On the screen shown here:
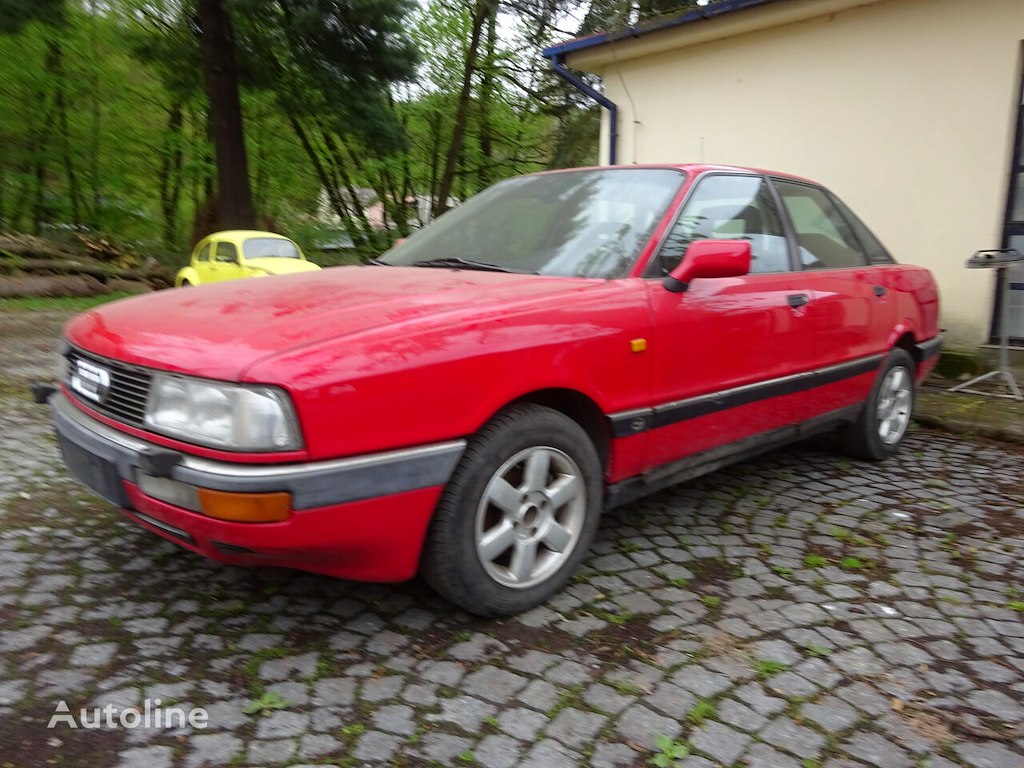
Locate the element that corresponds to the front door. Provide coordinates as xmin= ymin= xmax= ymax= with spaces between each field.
xmin=643 ymin=172 xmax=821 ymax=470
xmin=206 ymin=240 xmax=243 ymax=283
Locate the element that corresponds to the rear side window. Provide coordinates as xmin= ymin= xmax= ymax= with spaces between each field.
xmin=774 ymin=181 xmax=869 ymax=270
xmin=827 ymin=192 xmax=895 ymax=265
xmin=655 ymin=174 xmax=789 ymax=275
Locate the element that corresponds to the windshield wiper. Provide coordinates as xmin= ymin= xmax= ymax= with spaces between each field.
xmin=367 ymin=257 xmax=391 ymax=266
xmin=412 ymin=257 xmax=523 ymax=273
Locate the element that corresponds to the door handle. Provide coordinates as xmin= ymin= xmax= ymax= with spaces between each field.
xmin=787 ymin=294 xmax=810 ymax=308
xmin=873 ymin=285 xmax=887 ymax=297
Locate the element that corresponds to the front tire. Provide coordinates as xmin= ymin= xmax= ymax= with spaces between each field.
xmin=841 ymin=348 xmax=916 ymax=461
xmin=421 ymin=404 xmax=602 ymax=617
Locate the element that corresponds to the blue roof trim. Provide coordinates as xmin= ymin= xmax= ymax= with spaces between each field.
xmin=542 ymin=0 xmax=782 ymax=59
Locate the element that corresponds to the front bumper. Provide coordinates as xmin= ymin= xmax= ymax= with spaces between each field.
xmin=49 ymin=390 xmax=465 ymax=581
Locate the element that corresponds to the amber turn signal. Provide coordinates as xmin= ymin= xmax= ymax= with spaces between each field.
xmin=197 ymin=488 xmax=292 ymax=523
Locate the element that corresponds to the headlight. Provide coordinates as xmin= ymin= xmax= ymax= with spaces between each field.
xmin=145 ymin=374 xmax=302 ymax=452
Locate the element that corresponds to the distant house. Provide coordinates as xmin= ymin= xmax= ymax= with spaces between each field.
xmin=544 ymin=0 xmax=1024 ymax=351
xmin=316 ymin=188 xmax=459 ymax=233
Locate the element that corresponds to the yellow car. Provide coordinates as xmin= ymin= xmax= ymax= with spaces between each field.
xmin=175 ymin=230 xmax=321 ymax=287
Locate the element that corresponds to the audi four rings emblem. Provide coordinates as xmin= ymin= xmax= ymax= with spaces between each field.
xmin=70 ymin=359 xmax=111 ymax=404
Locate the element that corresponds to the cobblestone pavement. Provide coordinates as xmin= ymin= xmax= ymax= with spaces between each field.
xmin=2 ymin=310 xmax=1024 ymax=768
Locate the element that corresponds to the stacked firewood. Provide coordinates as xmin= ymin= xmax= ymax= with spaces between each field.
xmin=0 ymin=233 xmax=173 ymax=298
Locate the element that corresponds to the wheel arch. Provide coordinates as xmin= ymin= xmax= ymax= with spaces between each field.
xmin=892 ymin=331 xmax=921 ymax=367
xmin=175 ymin=267 xmax=200 ymax=287
xmin=505 ymin=388 xmax=610 ymax=472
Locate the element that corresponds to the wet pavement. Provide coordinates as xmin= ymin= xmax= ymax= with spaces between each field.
xmin=1 ymin=309 xmax=1023 ymax=768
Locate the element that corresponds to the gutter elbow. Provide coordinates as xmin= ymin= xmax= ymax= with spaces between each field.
xmin=546 ymin=53 xmax=619 ymax=166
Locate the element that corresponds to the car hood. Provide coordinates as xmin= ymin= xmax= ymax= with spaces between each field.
xmin=245 ymin=257 xmax=321 ymax=275
xmin=65 ymin=266 xmax=604 ymax=381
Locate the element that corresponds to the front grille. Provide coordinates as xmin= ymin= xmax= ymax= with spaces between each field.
xmin=64 ymin=346 xmax=154 ymax=427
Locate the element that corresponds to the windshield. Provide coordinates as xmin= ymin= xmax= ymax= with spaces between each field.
xmin=379 ymin=168 xmax=685 ymax=278
xmin=244 ymin=238 xmax=300 ymax=259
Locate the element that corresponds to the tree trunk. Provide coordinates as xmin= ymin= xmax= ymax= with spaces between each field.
xmin=477 ymin=10 xmax=498 ymax=189
xmin=158 ymin=102 xmax=185 ymax=245
xmin=432 ymin=0 xmax=496 ymax=218
xmin=49 ymin=41 xmax=82 ymax=228
xmin=288 ymin=115 xmax=370 ymax=253
xmin=196 ymin=0 xmax=255 ymax=231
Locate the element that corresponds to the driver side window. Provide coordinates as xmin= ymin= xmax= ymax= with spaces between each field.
xmin=215 ymin=242 xmax=238 ymax=263
xmin=655 ymin=174 xmax=788 ymax=275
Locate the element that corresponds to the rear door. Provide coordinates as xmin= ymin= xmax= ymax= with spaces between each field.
xmin=643 ymin=173 xmax=822 ymax=469
xmin=771 ymin=179 xmax=896 ymax=410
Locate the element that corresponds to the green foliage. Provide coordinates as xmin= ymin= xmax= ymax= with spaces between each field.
xmin=803 ymin=643 xmax=832 ymax=658
xmin=754 ymin=659 xmax=788 ymax=680
xmin=0 ymin=0 xmax=66 ymax=32
xmin=0 ymin=0 xmax=601 ymax=259
xmin=686 ymin=698 xmax=717 ymax=726
xmin=649 ymin=734 xmax=690 ymax=767
xmin=242 ymin=690 xmax=292 ymax=715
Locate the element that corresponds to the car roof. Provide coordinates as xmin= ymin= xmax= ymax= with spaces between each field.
xmin=535 ymin=163 xmax=818 ymax=185
xmin=206 ymin=230 xmax=292 ymax=240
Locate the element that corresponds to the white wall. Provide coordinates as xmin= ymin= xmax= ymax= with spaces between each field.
xmin=573 ymin=0 xmax=1024 ymax=345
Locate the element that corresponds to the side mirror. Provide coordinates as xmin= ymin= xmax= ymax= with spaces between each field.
xmin=663 ymin=239 xmax=751 ymax=293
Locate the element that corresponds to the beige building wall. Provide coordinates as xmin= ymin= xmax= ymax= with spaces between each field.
xmin=569 ymin=0 xmax=1024 ymax=345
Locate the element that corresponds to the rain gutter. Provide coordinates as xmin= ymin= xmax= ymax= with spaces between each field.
xmin=541 ymin=0 xmax=782 ymax=166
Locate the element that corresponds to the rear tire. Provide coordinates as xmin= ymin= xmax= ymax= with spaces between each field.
xmin=840 ymin=348 xmax=916 ymax=461
xmin=180 ymin=280 xmax=192 ymax=287
xmin=421 ymin=404 xmax=602 ymax=617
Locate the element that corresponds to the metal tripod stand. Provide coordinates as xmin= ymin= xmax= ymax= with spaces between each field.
xmin=948 ymin=248 xmax=1023 ymax=401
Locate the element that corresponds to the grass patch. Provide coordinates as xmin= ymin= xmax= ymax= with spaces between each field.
xmin=242 ymin=690 xmax=291 ymax=716
xmin=613 ymin=680 xmax=644 ymax=696
xmin=0 ymin=292 xmax=133 ymax=312
xmin=686 ymin=698 xmax=717 ymax=727
xmin=699 ymin=595 xmax=721 ymax=609
xmin=754 ymin=659 xmax=788 ymax=680
xmin=803 ymin=553 xmax=828 ymax=568
xmin=592 ymin=609 xmax=635 ymax=626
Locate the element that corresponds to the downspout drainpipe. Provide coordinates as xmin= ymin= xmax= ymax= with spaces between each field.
xmin=546 ymin=53 xmax=618 ymax=166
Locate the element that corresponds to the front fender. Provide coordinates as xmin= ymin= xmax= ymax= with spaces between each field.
xmin=175 ymin=266 xmax=201 ymax=287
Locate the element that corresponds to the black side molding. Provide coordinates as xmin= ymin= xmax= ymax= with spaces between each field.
xmin=915 ymin=335 xmax=943 ymax=363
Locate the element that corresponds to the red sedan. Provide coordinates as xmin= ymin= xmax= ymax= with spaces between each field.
xmin=43 ymin=165 xmax=941 ymax=616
